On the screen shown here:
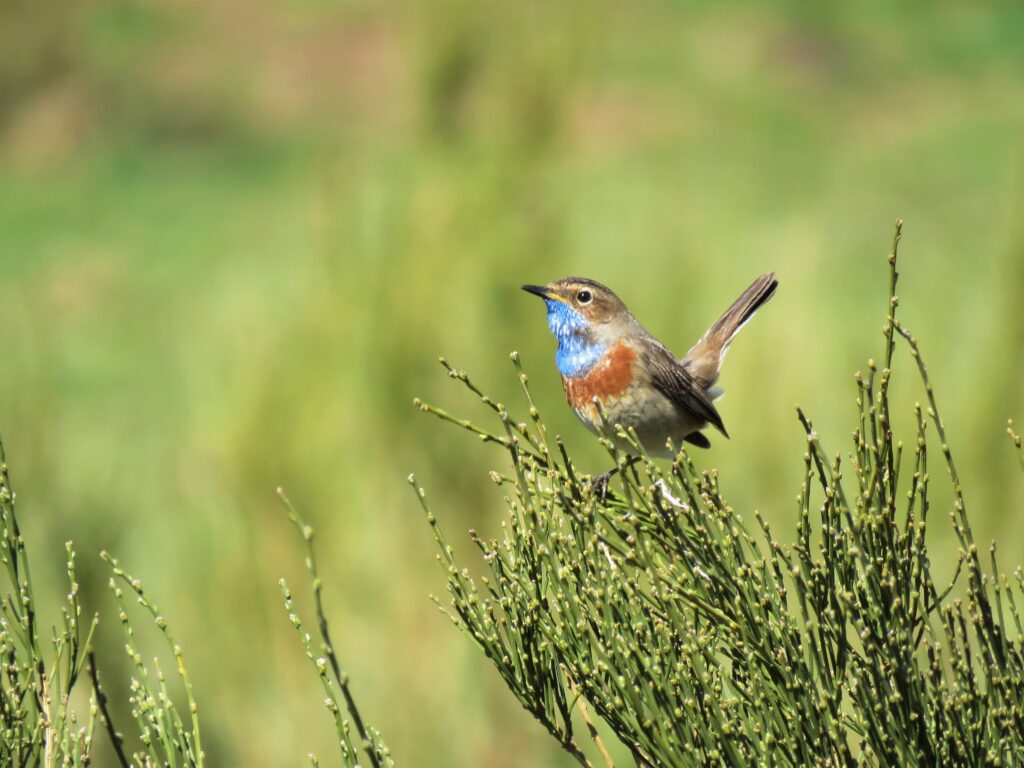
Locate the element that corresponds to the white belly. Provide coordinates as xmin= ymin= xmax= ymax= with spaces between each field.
xmin=574 ymin=383 xmax=705 ymax=459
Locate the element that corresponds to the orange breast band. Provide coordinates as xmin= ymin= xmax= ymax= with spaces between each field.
xmin=562 ymin=341 xmax=637 ymax=407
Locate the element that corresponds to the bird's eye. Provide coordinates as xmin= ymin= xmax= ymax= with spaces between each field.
xmin=577 ymin=290 xmax=592 ymax=304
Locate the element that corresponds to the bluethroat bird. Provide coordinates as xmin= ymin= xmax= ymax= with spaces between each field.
xmin=522 ymin=273 xmax=777 ymax=459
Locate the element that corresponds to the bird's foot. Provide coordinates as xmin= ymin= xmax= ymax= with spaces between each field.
xmin=591 ymin=456 xmax=640 ymax=502
xmin=593 ymin=470 xmax=614 ymax=502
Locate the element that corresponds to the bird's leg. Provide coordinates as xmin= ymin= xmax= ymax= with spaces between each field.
xmin=593 ymin=456 xmax=641 ymax=501
xmin=593 ymin=471 xmax=613 ymax=502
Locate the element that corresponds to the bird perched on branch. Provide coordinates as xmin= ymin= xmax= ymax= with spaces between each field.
xmin=522 ymin=273 xmax=777 ymax=459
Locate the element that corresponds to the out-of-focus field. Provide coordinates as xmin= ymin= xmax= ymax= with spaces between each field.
xmin=1 ymin=1 xmax=1022 ymax=764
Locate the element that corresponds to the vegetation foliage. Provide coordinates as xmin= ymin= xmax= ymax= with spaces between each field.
xmin=0 ymin=446 xmax=389 ymax=766
xmin=1 ymin=225 xmax=1022 ymax=766
xmin=413 ymin=224 xmax=1024 ymax=766
xmin=3 ymin=3 xmax=1023 ymax=763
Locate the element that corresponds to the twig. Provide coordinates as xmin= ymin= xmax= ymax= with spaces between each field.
xmin=568 ymin=678 xmax=616 ymax=768
xmin=88 ymin=648 xmax=130 ymax=768
xmin=1009 ymin=420 xmax=1024 ymax=472
xmin=278 ymin=488 xmax=384 ymax=768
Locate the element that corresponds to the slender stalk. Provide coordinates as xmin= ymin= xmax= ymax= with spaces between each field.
xmin=568 ymin=677 xmax=616 ymax=768
xmin=278 ymin=488 xmax=389 ymax=768
xmin=88 ymin=649 xmax=130 ymax=768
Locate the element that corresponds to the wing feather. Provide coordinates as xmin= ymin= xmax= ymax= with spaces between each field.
xmin=637 ymin=338 xmax=728 ymax=437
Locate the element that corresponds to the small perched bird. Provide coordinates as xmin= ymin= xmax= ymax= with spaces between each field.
xmin=522 ymin=273 xmax=777 ymax=458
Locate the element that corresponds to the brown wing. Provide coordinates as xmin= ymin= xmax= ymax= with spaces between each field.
xmin=637 ymin=337 xmax=728 ymax=437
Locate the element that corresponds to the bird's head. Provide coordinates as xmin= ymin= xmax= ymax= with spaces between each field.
xmin=522 ymin=278 xmax=631 ymax=376
xmin=522 ymin=278 xmax=629 ymax=333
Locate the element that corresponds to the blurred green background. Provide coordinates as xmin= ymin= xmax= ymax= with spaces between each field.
xmin=2 ymin=0 xmax=1023 ymax=764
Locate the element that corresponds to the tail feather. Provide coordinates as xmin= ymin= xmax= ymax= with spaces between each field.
xmin=683 ymin=272 xmax=777 ymax=387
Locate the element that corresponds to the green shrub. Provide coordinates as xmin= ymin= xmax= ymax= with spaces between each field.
xmin=2 ymin=223 xmax=1021 ymax=766
xmin=413 ymin=223 xmax=1024 ymax=766
xmin=0 ymin=453 xmax=389 ymax=766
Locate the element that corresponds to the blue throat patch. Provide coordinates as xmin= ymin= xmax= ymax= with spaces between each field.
xmin=544 ymin=300 xmax=606 ymax=377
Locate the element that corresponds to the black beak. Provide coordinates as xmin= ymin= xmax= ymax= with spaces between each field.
xmin=521 ymin=284 xmax=551 ymax=299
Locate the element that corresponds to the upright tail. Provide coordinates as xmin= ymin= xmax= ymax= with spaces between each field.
xmin=683 ymin=272 xmax=777 ymax=388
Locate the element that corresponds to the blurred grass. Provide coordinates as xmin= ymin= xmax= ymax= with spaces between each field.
xmin=1 ymin=1 xmax=1023 ymax=765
